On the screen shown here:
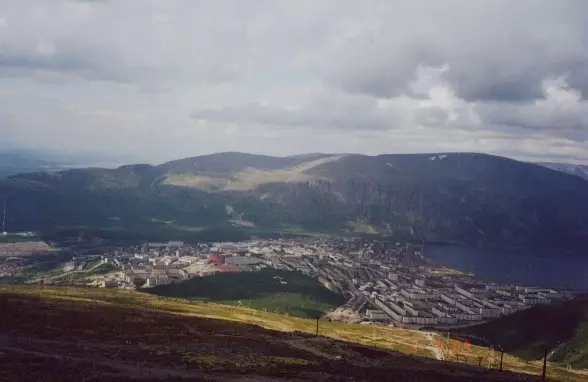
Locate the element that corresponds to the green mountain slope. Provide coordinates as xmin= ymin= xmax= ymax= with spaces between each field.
xmin=1 ymin=152 xmax=588 ymax=247
xmin=452 ymin=295 xmax=588 ymax=369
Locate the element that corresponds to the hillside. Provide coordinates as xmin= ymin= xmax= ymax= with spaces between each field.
xmin=145 ymin=268 xmax=345 ymax=318
xmin=2 ymin=152 xmax=588 ymax=247
xmin=537 ymin=162 xmax=588 ymax=182
xmin=1 ymin=285 xmax=585 ymax=381
xmin=451 ymin=295 xmax=588 ymax=369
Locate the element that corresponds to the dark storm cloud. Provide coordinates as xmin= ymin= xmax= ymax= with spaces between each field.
xmin=444 ymin=72 xmax=545 ymax=103
xmin=325 ymin=42 xmax=442 ymax=98
xmin=326 ymin=1 xmax=588 ymax=102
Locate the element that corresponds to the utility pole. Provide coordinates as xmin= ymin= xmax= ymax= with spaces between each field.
xmin=316 ymin=317 xmax=319 ymax=337
xmin=2 ymin=198 xmax=6 ymax=234
xmin=542 ymin=348 xmax=548 ymax=381
xmin=499 ymin=347 xmax=504 ymax=371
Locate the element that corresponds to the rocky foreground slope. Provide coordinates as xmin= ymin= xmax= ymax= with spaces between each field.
xmin=0 ymin=286 xmax=582 ymax=381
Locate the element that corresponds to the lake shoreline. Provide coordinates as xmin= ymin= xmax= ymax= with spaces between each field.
xmin=424 ymin=243 xmax=588 ymax=291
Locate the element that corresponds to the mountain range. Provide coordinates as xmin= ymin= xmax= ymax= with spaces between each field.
xmin=1 ymin=152 xmax=588 ymax=247
xmin=0 ymin=150 xmax=64 ymax=177
xmin=0 ymin=149 xmax=120 ymax=177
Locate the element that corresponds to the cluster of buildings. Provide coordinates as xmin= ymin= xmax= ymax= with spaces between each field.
xmin=102 ymin=241 xmax=266 ymax=288
xmin=0 ymin=241 xmax=54 ymax=277
xmin=230 ymin=237 xmax=567 ymax=329
xmin=92 ymin=237 xmax=569 ymax=329
xmin=265 ymin=238 xmax=568 ymax=328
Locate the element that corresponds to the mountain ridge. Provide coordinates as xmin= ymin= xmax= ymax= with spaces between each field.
xmin=2 ymin=152 xmax=588 ymax=248
xmin=537 ymin=162 xmax=588 ymax=181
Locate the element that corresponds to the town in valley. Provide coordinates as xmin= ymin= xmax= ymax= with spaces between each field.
xmin=2 ymin=236 xmax=569 ymax=330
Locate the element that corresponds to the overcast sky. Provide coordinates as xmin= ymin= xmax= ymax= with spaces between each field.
xmin=1 ymin=0 xmax=588 ymax=164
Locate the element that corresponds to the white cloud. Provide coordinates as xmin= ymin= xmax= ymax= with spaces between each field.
xmin=152 ymin=13 xmax=169 ymax=24
xmin=0 ymin=1 xmax=588 ymax=164
xmin=35 ymin=41 xmax=56 ymax=56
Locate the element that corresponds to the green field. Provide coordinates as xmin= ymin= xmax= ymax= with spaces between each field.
xmin=0 ymin=235 xmax=41 ymax=243
xmin=87 ymin=262 xmax=118 ymax=276
xmin=145 ymin=268 xmax=345 ymax=318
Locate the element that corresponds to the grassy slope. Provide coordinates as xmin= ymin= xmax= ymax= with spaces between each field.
xmin=0 ymin=285 xmax=586 ymax=381
xmin=145 ymin=268 xmax=346 ymax=318
xmin=346 ymin=220 xmax=380 ymax=234
xmin=164 ymin=173 xmax=227 ymax=191
xmin=551 ymin=320 xmax=588 ymax=369
xmin=452 ymin=295 xmax=588 ymax=368
xmin=0 ymin=235 xmax=42 ymax=243
xmin=163 ymin=155 xmax=342 ymax=192
xmin=1 ymin=286 xmax=554 ymax=382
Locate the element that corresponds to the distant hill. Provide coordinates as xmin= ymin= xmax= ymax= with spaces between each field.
xmin=2 ymin=152 xmax=588 ymax=248
xmin=0 ymin=150 xmax=60 ymax=177
xmin=537 ymin=162 xmax=588 ymax=181
xmin=0 ymin=149 xmax=118 ymax=177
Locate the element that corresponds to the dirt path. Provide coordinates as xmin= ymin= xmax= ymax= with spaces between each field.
xmin=284 ymin=338 xmax=338 ymax=360
xmin=424 ymin=332 xmax=444 ymax=361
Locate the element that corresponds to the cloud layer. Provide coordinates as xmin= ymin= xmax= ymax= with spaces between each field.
xmin=1 ymin=0 xmax=588 ymax=164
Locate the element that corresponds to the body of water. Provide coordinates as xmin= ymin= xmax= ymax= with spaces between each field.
xmin=425 ymin=245 xmax=588 ymax=291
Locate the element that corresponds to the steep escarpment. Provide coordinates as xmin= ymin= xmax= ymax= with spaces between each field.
xmin=244 ymin=157 xmax=588 ymax=246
